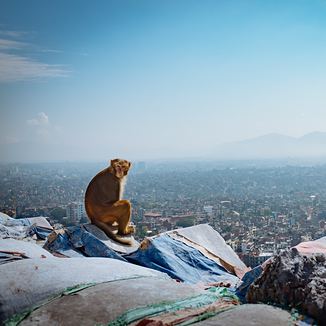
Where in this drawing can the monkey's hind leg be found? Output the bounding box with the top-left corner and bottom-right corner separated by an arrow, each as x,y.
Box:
91,218 -> 131,245
110,200 -> 134,235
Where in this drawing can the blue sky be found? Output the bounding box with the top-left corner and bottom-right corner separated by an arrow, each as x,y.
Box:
1,0 -> 326,162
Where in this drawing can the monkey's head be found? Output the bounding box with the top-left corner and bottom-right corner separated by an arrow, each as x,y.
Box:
110,158 -> 132,179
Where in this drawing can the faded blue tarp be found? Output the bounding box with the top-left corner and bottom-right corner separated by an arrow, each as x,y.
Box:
0,214 -> 52,240
28,225 -> 52,240
44,226 -> 126,261
125,234 -> 239,286
235,266 -> 263,302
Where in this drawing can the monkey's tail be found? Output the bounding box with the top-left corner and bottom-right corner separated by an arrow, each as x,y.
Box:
91,219 -> 132,246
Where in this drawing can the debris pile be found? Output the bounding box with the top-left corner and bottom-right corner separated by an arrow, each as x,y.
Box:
247,248 -> 326,324
0,212 -> 53,241
0,211 -> 323,325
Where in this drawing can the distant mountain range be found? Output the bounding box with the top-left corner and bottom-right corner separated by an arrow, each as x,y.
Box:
212,132 -> 326,160
2,131 -> 326,163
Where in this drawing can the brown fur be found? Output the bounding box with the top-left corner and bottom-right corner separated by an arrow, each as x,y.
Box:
84,159 -> 135,245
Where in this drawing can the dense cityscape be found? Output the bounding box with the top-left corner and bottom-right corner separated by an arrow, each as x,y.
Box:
1,161 -> 326,267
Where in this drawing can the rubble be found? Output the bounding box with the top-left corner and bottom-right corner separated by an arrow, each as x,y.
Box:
247,248 -> 326,324
0,212 -> 321,325
0,213 -> 53,241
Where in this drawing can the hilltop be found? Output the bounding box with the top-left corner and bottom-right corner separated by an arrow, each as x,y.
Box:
212,131 -> 326,160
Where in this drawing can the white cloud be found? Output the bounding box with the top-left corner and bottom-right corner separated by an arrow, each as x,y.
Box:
26,112 -> 52,142
0,31 -> 69,82
0,38 -> 25,50
41,49 -> 63,54
0,30 -> 29,38
26,112 -> 49,126
0,53 -> 69,82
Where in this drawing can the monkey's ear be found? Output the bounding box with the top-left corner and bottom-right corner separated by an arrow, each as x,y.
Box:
110,159 -> 119,166
128,161 -> 132,168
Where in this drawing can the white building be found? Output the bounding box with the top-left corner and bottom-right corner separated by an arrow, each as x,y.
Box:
203,205 -> 213,217
66,202 -> 86,224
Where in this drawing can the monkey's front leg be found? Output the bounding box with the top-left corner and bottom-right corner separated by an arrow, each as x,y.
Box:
113,200 -> 135,235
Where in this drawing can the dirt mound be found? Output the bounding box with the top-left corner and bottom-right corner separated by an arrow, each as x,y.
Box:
247,248 -> 326,325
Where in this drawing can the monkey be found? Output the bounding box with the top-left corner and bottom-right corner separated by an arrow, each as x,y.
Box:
84,158 -> 135,245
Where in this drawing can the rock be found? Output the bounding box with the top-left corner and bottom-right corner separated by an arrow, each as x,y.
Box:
247,248 -> 326,325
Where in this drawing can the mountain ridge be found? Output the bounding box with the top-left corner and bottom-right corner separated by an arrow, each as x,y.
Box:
212,131 -> 326,160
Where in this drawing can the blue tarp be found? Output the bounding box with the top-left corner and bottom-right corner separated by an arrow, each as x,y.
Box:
235,265 -> 263,302
28,225 -> 52,240
0,214 -> 53,240
125,234 -> 239,285
44,226 -> 126,261
43,225 -> 240,286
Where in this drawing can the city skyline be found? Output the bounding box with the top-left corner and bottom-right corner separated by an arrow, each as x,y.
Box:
1,161 -> 325,261
1,0 -> 326,162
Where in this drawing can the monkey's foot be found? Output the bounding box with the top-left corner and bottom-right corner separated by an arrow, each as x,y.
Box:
118,224 -> 135,235
127,224 -> 136,234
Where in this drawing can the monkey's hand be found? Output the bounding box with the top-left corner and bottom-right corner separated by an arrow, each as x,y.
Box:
124,224 -> 135,234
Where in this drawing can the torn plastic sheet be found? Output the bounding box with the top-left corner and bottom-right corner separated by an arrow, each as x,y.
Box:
167,224 -> 249,278
235,266 -> 263,303
44,226 -> 127,261
0,238 -> 53,265
83,223 -> 139,254
109,287 -> 238,326
0,252 -> 25,265
125,234 -> 240,286
29,226 -> 52,240
0,213 -> 53,240
294,236 -> 326,255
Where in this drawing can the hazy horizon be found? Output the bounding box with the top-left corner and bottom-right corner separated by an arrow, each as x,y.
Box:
1,0 -> 326,162
2,130 -> 326,164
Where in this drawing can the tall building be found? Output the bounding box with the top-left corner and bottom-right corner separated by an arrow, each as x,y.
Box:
203,205 -> 213,217
66,202 -> 86,224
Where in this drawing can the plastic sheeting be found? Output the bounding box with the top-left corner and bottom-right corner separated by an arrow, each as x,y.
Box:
18,277 -> 205,325
235,266 -> 263,302
84,223 -> 139,254
0,212 -> 53,240
0,238 -> 53,262
194,304 -> 297,326
44,226 -> 127,261
294,236 -> 326,255
0,257 -> 169,323
167,224 -> 249,278
109,287 -> 238,326
125,234 -> 240,286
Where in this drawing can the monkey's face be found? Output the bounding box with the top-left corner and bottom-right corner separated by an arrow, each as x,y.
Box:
110,159 -> 132,178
